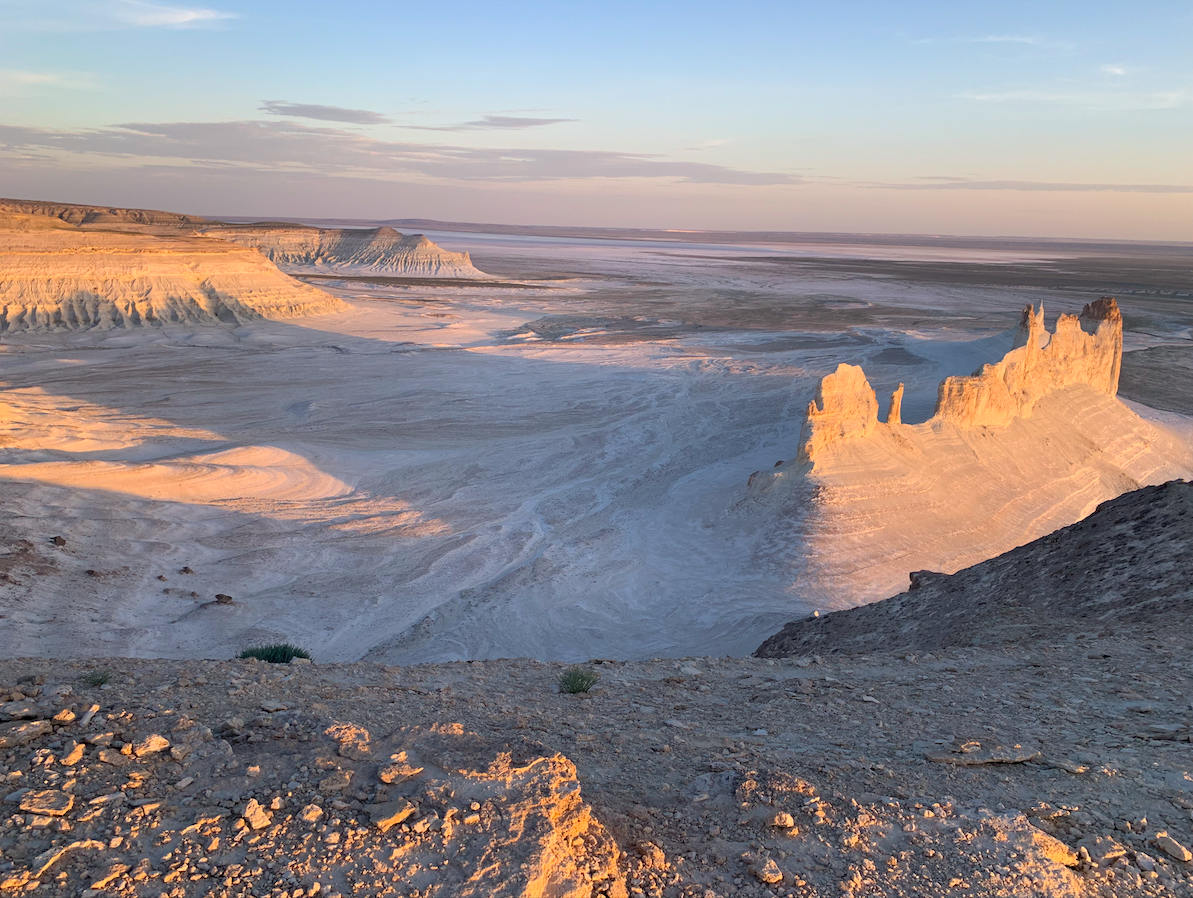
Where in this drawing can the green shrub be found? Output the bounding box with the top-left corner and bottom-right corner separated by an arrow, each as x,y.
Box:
558,665 -> 600,694
80,669 -> 112,687
239,643 -> 311,664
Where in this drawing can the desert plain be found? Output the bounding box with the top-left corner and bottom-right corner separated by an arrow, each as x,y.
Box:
1,204 -> 1192,897
3,213 -> 1192,665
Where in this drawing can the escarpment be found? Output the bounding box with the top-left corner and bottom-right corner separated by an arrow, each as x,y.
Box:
201,224 -> 487,278
752,298 -> 1193,616
0,224 -> 345,333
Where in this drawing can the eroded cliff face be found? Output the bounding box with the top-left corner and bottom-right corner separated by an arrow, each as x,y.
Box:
0,225 -> 345,333
753,298 -> 1193,615
933,298 -> 1122,429
202,225 -> 487,278
800,299 -> 1124,463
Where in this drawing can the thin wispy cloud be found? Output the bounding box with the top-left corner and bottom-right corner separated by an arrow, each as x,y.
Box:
0,119 -> 796,186
404,115 -> 578,132
260,101 -> 390,125
960,88 -> 1186,111
879,177 -> 1193,194
688,139 -> 730,150
1,0 -> 236,30
0,69 -> 96,95
970,35 -> 1075,51
1100,64 -> 1129,76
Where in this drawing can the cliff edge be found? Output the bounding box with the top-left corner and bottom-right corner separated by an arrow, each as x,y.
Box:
756,478 -> 1193,657
799,299 -> 1123,464
751,299 -> 1193,615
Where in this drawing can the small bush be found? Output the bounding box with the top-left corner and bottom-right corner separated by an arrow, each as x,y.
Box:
558,665 -> 600,694
239,643 -> 311,664
80,669 -> 112,687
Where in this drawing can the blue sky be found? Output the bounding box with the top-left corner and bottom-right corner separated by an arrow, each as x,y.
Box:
1,0 -> 1191,238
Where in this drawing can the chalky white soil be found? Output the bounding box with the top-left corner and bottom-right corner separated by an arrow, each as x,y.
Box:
1,232 -> 1191,663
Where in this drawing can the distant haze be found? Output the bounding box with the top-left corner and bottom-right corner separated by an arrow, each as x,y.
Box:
1,0 -> 1191,240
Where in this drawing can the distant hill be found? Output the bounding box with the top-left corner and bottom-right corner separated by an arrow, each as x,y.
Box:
201,223 -> 486,278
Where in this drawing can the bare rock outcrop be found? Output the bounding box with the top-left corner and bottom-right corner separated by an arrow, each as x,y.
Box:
801,299 -> 1123,463
0,197 -> 206,232
201,224 -> 487,279
750,298 -> 1193,615
756,478 -> 1193,657
0,224 -> 345,333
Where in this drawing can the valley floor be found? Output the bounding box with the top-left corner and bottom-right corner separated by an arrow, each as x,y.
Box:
4,230 -> 1191,665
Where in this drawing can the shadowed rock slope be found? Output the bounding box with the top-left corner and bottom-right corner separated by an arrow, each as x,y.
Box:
756,479 -> 1192,658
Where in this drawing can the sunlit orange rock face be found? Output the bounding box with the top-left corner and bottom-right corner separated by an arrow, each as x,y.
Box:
757,297 -> 1193,614
800,298 -> 1124,462
933,298 -> 1122,429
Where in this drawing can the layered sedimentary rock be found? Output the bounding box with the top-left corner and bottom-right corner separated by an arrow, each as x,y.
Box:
799,299 -> 1124,463
202,224 -> 487,278
754,298 -> 1193,613
0,198 -> 206,232
0,222 -> 345,332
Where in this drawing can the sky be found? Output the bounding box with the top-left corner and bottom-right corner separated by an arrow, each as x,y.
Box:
1,0 -> 1191,240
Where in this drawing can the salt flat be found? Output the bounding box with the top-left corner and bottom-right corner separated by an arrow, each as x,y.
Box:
2,228 -> 1192,663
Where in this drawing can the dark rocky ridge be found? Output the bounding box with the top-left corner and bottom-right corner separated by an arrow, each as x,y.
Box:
756,479 -> 1193,658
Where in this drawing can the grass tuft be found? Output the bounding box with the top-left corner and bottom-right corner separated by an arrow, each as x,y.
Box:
239,643 -> 311,664
558,665 -> 600,694
80,669 -> 112,687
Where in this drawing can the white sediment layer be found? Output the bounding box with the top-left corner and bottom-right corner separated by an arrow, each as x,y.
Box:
1,221 -> 1190,664
750,298 -> 1193,612
202,225 -> 487,278
0,220 -> 344,332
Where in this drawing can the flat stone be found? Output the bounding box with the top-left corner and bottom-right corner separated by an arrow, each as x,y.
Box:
925,741 -> 1040,766
0,719 -> 51,749
750,858 -> 784,884
299,804 -> 324,824
132,733 -> 170,757
98,748 -> 131,767
90,862 -> 131,889
319,769 -> 353,794
368,799 -> 416,833
378,752 -> 423,784
0,701 -> 41,720
1079,835 -> 1128,866
20,789 -> 74,816
1155,832 -> 1193,863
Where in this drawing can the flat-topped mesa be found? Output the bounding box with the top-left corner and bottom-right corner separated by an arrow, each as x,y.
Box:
798,298 -> 1123,463
201,224 -> 487,278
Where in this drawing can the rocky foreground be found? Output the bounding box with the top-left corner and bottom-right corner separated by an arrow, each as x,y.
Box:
1,625 -> 1191,897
